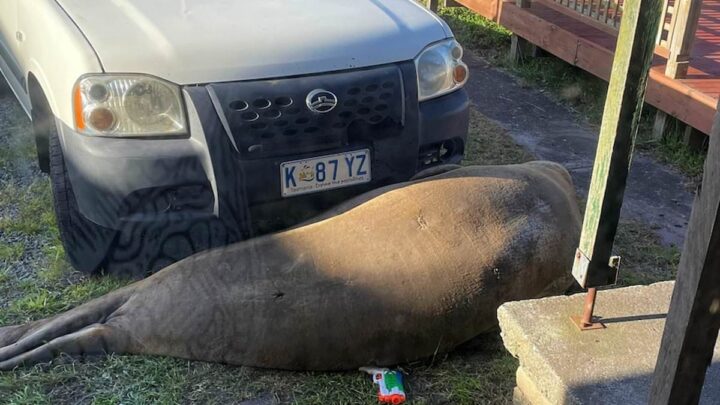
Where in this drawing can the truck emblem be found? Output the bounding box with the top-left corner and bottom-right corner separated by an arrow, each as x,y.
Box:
306,89 -> 338,113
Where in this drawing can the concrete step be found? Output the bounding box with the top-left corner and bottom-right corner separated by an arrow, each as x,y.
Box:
497,282 -> 720,404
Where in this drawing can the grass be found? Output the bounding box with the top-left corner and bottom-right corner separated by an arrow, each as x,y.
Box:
3,278 -> 128,325
437,6 -> 511,61
0,243 -> 24,264
0,336 -> 517,404
650,133 -> 707,179
0,181 -> 58,237
438,6 -> 708,180
0,130 -> 35,174
463,109 -> 534,166
613,221 -> 681,287
0,268 -> 9,285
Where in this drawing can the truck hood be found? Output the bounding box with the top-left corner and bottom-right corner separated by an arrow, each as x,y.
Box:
56,0 -> 451,85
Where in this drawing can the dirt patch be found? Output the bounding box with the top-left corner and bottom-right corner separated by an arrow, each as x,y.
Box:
463,109 -> 534,166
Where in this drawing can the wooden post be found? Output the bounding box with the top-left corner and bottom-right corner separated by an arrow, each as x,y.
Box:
652,0 -> 703,140
652,112 -> 674,141
509,0 -> 536,64
684,126 -> 708,152
429,0 -> 440,12
666,0 -> 703,79
648,101 -> 720,405
571,0 -> 663,289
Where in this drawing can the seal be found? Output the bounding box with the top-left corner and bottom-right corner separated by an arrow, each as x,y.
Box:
0,161 -> 581,371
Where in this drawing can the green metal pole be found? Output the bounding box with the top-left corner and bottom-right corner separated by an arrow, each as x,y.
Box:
572,0 -> 664,289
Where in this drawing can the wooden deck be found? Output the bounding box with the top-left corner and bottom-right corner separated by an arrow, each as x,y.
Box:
456,0 -> 720,135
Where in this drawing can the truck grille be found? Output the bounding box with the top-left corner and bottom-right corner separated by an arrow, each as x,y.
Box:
207,65 -> 404,159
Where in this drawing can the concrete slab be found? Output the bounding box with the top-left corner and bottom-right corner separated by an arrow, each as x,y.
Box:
497,282 -> 720,404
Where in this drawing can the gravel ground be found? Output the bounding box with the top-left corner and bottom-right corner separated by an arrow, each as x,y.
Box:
0,79 -> 76,305
0,83 -> 36,184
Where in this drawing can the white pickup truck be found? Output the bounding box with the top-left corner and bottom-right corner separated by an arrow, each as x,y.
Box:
0,0 -> 470,275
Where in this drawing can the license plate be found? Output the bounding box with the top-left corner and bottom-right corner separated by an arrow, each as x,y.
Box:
280,149 -> 372,197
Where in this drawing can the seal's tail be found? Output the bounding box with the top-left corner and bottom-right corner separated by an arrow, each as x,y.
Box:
0,287 -> 135,371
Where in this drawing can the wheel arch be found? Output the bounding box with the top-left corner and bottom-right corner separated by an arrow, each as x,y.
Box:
27,72 -> 52,173
27,72 -> 46,109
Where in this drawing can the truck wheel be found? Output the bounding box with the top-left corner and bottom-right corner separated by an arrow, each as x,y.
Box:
38,92 -> 234,277
47,120 -> 232,277
45,111 -> 115,274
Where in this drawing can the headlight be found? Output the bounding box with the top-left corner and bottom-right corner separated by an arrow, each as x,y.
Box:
415,39 -> 469,101
73,75 -> 187,137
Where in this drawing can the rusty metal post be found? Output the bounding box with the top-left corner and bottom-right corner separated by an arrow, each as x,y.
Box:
581,288 -> 597,325
570,0 -> 663,331
571,288 -> 604,330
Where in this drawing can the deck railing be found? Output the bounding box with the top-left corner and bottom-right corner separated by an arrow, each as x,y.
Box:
549,0 -> 679,50
431,0 -> 698,71
549,0 -> 701,74
552,0 -> 625,28
657,0 -> 677,48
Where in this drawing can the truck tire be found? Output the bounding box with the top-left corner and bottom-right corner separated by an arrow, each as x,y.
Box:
45,110 -> 115,274
38,95 -> 233,277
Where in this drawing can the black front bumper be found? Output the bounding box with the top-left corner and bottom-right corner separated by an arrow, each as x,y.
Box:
62,62 -> 469,240
187,62 -> 469,237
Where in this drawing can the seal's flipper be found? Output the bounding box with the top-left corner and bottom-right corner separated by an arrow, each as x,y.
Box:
0,322 -> 46,348
0,288 -> 134,368
0,324 -> 124,371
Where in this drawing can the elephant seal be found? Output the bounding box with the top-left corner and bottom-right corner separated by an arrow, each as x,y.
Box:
0,161 -> 581,371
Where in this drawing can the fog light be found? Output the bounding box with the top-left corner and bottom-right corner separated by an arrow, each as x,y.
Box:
87,107 -> 116,132
454,65 -> 468,85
